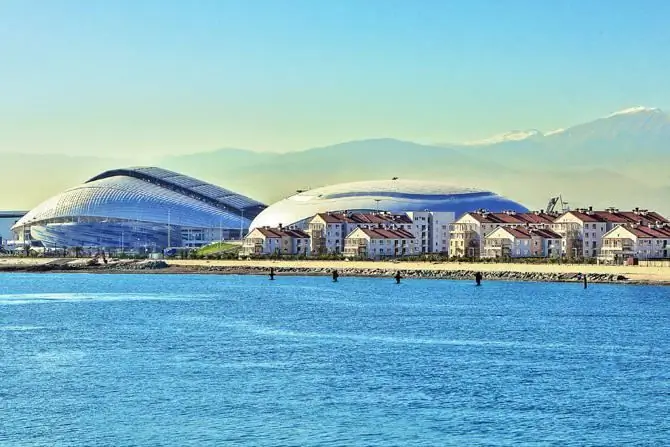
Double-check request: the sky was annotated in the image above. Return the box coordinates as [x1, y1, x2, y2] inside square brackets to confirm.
[2, 0, 670, 156]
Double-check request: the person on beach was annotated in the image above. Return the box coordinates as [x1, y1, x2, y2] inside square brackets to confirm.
[269, 268, 275, 280]
[394, 271, 402, 284]
[332, 270, 339, 282]
[475, 272, 482, 286]
[583, 274, 588, 289]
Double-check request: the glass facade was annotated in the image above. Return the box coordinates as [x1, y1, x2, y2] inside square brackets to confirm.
[12, 168, 266, 250]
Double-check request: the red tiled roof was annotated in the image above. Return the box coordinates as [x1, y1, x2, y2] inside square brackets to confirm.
[617, 224, 670, 239]
[315, 212, 412, 225]
[355, 228, 416, 239]
[255, 227, 309, 238]
[464, 211, 557, 225]
[491, 226, 562, 240]
[255, 228, 283, 238]
[561, 210, 669, 225]
[530, 228, 562, 239]
[502, 227, 532, 239]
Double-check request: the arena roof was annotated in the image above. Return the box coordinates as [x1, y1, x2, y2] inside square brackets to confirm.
[87, 167, 265, 218]
[250, 179, 528, 229]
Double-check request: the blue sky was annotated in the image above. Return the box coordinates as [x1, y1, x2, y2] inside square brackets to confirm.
[2, 0, 669, 155]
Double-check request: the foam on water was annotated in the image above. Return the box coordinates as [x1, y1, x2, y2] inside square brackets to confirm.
[0, 292, 215, 305]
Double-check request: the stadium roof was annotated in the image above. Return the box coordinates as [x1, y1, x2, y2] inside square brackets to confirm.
[87, 167, 265, 218]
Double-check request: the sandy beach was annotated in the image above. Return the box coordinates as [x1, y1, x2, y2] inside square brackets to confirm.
[164, 259, 670, 284]
[1, 257, 669, 285]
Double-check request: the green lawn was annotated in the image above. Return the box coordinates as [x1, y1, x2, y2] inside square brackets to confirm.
[196, 241, 241, 256]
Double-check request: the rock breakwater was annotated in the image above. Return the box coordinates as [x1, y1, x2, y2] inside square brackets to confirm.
[189, 265, 628, 284]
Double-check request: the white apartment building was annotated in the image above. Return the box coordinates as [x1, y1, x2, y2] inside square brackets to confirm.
[344, 228, 419, 259]
[306, 212, 413, 255]
[405, 211, 455, 254]
[601, 224, 670, 261]
[483, 226, 562, 259]
[241, 226, 310, 256]
[553, 207, 669, 258]
[449, 210, 557, 258]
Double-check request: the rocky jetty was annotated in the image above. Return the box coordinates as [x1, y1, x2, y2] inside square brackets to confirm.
[188, 265, 628, 284]
[0, 258, 636, 284]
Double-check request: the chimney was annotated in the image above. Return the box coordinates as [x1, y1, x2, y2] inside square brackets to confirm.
[278, 223, 283, 230]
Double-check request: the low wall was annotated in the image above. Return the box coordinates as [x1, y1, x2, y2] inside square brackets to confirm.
[638, 260, 670, 268]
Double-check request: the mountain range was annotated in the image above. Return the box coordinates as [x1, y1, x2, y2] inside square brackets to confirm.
[2, 106, 669, 216]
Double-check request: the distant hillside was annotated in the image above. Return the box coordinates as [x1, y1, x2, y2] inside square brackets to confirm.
[156, 108, 670, 216]
[3, 107, 669, 217]
[452, 106, 670, 169]
[159, 139, 524, 205]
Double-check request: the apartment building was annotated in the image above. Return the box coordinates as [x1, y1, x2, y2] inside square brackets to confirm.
[241, 226, 310, 256]
[449, 210, 556, 258]
[482, 226, 562, 259]
[306, 212, 413, 255]
[601, 223, 670, 261]
[405, 211, 455, 254]
[553, 207, 669, 258]
[343, 228, 418, 259]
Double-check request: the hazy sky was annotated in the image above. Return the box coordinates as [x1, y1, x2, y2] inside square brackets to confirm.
[2, 0, 670, 156]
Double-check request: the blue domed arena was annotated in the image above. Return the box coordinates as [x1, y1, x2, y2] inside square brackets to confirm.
[250, 179, 528, 229]
[12, 167, 266, 250]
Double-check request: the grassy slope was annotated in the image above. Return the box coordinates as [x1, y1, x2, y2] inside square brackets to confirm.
[196, 241, 241, 256]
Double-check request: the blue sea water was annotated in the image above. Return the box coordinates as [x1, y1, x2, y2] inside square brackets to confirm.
[1, 273, 669, 446]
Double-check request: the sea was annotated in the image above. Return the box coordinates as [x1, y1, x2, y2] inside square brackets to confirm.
[1, 273, 669, 446]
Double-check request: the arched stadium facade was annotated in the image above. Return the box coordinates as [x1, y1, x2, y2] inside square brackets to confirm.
[11, 167, 266, 251]
[250, 179, 528, 229]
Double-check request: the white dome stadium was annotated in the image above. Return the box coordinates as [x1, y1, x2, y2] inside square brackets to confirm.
[249, 179, 528, 229]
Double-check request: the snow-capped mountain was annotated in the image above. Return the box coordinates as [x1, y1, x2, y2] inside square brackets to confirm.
[463, 106, 670, 147]
[462, 129, 542, 146]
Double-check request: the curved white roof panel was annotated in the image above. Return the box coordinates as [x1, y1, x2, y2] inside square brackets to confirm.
[87, 167, 266, 217]
[12, 167, 267, 248]
[250, 179, 528, 229]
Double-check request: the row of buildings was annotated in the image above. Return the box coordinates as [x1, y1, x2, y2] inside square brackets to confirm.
[450, 207, 669, 261]
[6, 164, 667, 262]
[242, 207, 670, 261]
[242, 210, 453, 258]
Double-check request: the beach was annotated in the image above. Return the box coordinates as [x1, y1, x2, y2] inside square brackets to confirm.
[1, 257, 669, 285]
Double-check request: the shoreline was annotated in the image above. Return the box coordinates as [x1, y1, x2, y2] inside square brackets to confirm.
[1, 258, 669, 286]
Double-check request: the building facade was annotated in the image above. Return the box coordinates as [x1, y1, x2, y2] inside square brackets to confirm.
[450, 210, 556, 258]
[405, 211, 455, 254]
[601, 224, 670, 261]
[241, 226, 310, 256]
[306, 212, 414, 255]
[553, 207, 669, 258]
[343, 228, 418, 259]
[482, 227, 562, 259]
